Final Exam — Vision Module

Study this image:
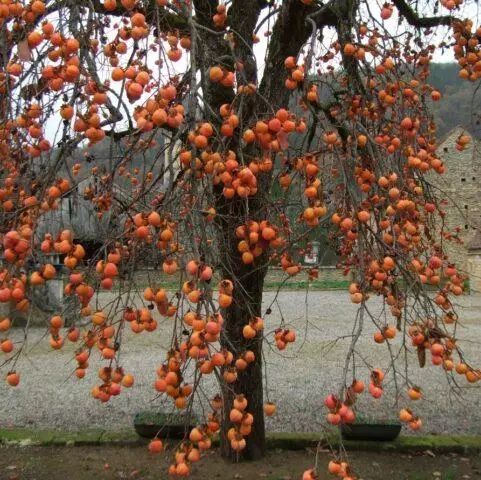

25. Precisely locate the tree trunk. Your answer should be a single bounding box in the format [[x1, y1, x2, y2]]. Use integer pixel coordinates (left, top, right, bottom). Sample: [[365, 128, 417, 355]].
[[215, 192, 268, 460], [219, 253, 268, 461], [194, 0, 340, 463]]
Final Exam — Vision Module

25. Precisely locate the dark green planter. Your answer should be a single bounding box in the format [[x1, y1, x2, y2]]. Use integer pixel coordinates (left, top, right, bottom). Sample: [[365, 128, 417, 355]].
[[341, 423, 402, 441], [133, 412, 197, 439]]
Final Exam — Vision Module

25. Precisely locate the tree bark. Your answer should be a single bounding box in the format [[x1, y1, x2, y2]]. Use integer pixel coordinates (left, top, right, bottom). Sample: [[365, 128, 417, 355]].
[[219, 257, 267, 461], [216, 201, 268, 461]]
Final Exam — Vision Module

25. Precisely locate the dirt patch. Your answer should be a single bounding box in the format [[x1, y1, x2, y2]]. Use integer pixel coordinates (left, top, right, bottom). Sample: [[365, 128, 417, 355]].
[[0, 445, 480, 480]]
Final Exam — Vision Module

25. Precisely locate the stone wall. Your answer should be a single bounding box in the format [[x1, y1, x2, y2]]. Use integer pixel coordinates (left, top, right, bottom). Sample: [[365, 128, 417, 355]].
[[432, 127, 481, 274]]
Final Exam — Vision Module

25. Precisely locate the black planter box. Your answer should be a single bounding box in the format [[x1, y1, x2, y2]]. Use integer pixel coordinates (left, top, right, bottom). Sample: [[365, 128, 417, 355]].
[[341, 423, 402, 441], [134, 412, 197, 439]]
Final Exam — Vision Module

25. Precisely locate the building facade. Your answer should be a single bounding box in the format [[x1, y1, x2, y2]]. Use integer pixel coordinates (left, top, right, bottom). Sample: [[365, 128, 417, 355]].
[[432, 127, 481, 279]]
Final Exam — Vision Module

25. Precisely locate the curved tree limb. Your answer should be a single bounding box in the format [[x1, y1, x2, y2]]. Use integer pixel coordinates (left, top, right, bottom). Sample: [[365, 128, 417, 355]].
[[392, 0, 453, 27], [259, 0, 337, 109]]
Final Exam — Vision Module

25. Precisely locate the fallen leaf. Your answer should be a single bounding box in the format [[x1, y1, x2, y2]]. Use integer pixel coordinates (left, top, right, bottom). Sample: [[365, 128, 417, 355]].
[[424, 449, 436, 458]]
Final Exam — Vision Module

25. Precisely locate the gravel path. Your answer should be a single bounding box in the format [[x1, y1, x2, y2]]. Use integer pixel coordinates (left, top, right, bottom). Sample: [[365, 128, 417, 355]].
[[1, 290, 480, 435]]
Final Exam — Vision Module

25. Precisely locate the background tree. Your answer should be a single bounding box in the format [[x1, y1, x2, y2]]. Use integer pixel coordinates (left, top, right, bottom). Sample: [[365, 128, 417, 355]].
[[0, 0, 480, 477]]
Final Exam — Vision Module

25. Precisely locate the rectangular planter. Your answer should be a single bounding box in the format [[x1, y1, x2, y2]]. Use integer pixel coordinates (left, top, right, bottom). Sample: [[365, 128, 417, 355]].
[[341, 423, 402, 441]]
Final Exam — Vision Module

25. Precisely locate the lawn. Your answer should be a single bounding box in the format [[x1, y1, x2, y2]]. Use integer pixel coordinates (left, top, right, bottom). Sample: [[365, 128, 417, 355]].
[[79, 267, 350, 292]]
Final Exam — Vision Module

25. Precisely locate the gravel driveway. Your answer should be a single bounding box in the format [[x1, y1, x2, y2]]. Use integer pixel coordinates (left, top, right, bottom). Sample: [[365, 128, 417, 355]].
[[1, 290, 480, 436]]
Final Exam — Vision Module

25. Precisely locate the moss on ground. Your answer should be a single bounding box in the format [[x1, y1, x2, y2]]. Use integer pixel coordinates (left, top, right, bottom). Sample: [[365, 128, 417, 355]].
[[1, 429, 480, 453], [0, 428, 107, 446], [99, 429, 141, 443]]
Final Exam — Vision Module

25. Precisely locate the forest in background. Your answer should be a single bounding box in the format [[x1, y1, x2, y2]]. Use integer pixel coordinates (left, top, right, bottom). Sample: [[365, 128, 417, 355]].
[[429, 63, 481, 138]]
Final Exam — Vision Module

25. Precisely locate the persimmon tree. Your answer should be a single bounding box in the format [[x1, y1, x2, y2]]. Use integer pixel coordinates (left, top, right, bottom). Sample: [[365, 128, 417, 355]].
[[1, 0, 481, 477]]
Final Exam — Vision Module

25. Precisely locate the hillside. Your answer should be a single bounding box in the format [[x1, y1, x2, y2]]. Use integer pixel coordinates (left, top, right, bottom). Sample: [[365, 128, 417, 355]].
[[429, 63, 481, 138]]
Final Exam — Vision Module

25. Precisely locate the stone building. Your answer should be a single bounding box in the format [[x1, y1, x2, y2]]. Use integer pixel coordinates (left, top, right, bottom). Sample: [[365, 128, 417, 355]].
[[432, 126, 481, 280], [467, 231, 481, 293]]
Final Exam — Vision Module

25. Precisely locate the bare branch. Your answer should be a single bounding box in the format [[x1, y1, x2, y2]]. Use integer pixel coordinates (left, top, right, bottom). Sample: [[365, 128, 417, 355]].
[[392, 0, 453, 27]]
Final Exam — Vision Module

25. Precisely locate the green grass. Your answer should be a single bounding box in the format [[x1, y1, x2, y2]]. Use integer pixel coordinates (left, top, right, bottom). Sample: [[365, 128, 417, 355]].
[[443, 470, 457, 480], [410, 471, 456, 480], [71, 265, 350, 292], [264, 280, 349, 290], [354, 416, 401, 425], [134, 279, 350, 291], [2, 429, 480, 454], [134, 411, 197, 425]]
